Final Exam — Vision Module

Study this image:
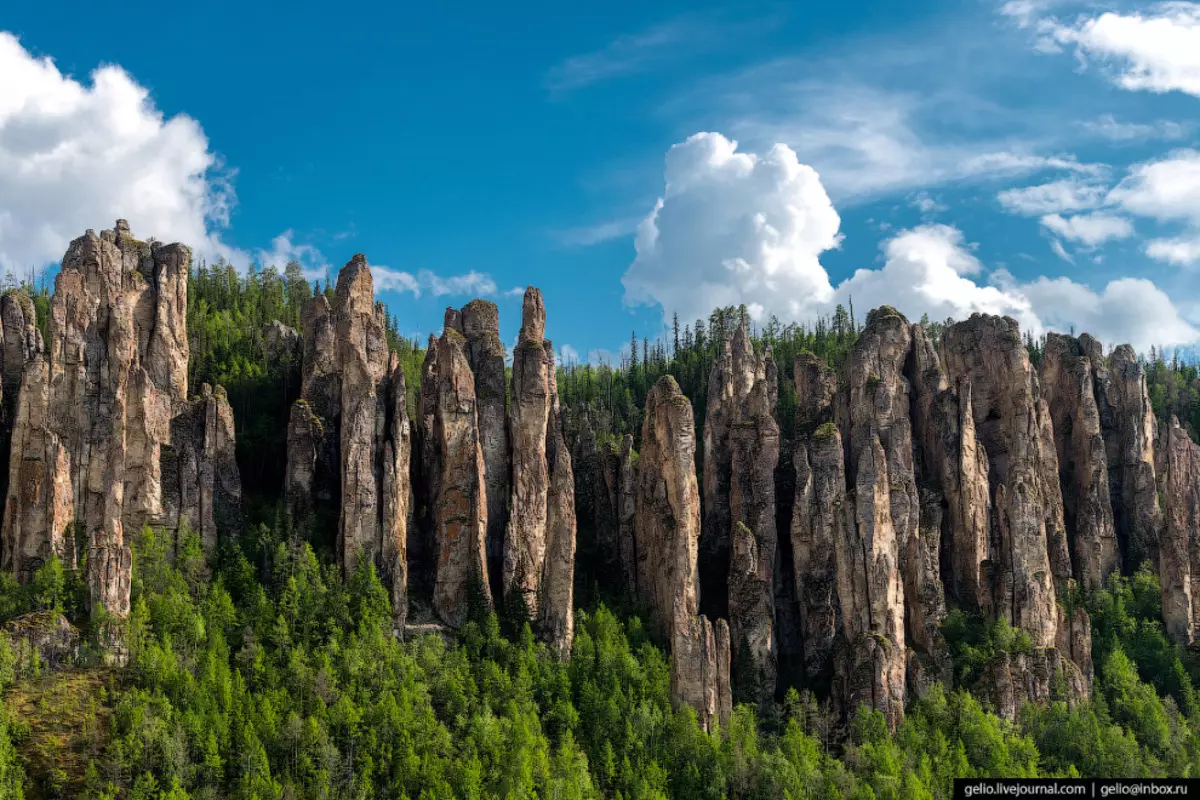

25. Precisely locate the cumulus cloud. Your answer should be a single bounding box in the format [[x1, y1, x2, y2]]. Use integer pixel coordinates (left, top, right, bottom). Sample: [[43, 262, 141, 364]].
[[0, 32, 243, 271], [623, 132, 1198, 350], [1147, 236, 1200, 267], [1039, 212, 1134, 246], [622, 132, 841, 326], [911, 191, 947, 215], [997, 179, 1108, 215], [1043, 3, 1200, 97], [1108, 149, 1200, 223]]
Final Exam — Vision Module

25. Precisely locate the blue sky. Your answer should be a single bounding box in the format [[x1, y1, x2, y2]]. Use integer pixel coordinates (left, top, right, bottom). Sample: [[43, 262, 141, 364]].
[[2, 0, 1200, 360]]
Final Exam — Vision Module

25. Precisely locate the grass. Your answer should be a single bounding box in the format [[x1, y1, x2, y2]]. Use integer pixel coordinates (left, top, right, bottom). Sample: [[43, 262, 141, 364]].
[[6, 668, 114, 799]]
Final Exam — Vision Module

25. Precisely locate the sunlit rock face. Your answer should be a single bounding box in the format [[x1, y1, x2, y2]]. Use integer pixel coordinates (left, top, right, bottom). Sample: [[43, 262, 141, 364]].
[[283, 255, 411, 629], [0, 222, 244, 650]]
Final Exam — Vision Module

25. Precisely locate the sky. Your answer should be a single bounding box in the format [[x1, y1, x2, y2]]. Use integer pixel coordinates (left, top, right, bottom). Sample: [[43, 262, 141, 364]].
[[2, 0, 1200, 363]]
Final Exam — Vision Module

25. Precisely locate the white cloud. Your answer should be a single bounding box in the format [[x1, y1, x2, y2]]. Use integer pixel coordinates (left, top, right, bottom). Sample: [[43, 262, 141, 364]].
[[623, 132, 1197, 351], [911, 191, 947, 215], [1079, 114, 1191, 142], [997, 178, 1108, 215], [0, 31, 243, 271], [1044, 3, 1200, 97], [1039, 212, 1134, 246], [1050, 238, 1075, 263], [256, 230, 328, 279], [1147, 236, 1200, 267], [552, 216, 641, 247], [622, 132, 842, 326], [504, 286, 526, 297], [371, 266, 498, 299], [1108, 149, 1200, 223]]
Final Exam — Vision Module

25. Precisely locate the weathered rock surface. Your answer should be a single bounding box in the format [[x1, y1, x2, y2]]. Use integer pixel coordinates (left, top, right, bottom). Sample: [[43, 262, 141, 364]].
[[1157, 416, 1200, 644], [460, 300, 509, 588], [835, 433, 908, 729], [941, 314, 1068, 647], [908, 325, 991, 612], [832, 308, 945, 726], [285, 255, 411, 626], [608, 434, 638, 595], [671, 597, 733, 733], [162, 384, 243, 553], [3, 611, 79, 671], [506, 289, 551, 614], [540, 342, 576, 655], [636, 376, 701, 637], [1101, 346, 1164, 574], [790, 352, 842, 690], [721, 324, 780, 698], [0, 292, 41, 417], [0, 222, 233, 630], [1040, 334, 1120, 591], [637, 375, 730, 729], [978, 647, 1088, 721], [432, 327, 492, 627]]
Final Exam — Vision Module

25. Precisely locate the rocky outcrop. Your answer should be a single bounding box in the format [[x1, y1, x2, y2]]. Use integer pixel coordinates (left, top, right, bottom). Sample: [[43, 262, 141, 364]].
[[3, 611, 79, 671], [285, 255, 411, 627], [460, 300, 509, 588], [606, 434, 638, 595], [0, 292, 41, 416], [638, 375, 731, 731], [909, 324, 991, 612], [162, 384, 243, 553], [671, 598, 733, 733], [1156, 416, 1200, 644], [431, 327, 492, 627], [506, 289, 552, 615], [978, 648, 1088, 721], [1101, 346, 1164, 574], [0, 221, 217, 629], [1039, 334, 1119, 591], [835, 433, 908, 729], [832, 308, 945, 727], [941, 314, 1069, 648], [721, 324, 780, 698], [791, 410, 843, 686], [411, 335, 441, 599], [540, 342, 576, 655], [382, 357, 413, 629], [636, 376, 701, 637]]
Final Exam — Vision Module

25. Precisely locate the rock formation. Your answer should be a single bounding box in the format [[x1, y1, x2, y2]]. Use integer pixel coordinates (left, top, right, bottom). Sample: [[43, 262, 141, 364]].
[[1039, 334, 1120, 591], [506, 289, 552, 615], [790, 352, 842, 688], [710, 323, 780, 699], [431, 327, 492, 627], [460, 300, 509, 588], [637, 375, 731, 731], [908, 324, 991, 612], [832, 308, 945, 726], [1101, 346, 1164, 574], [0, 222, 236, 631], [671, 597, 733, 733], [161, 384, 243, 554], [940, 314, 1069, 647], [284, 255, 411, 628], [836, 432, 908, 728], [979, 647, 1088, 721], [540, 342, 576, 655], [1157, 416, 1200, 644]]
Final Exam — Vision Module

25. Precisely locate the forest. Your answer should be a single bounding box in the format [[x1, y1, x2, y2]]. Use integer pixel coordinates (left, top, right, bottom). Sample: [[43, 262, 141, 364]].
[[3, 257, 1200, 799]]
